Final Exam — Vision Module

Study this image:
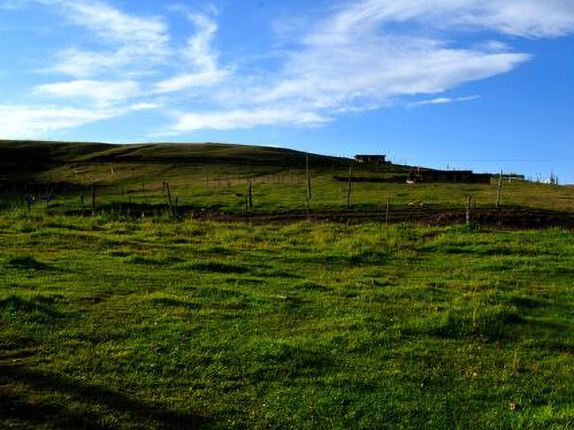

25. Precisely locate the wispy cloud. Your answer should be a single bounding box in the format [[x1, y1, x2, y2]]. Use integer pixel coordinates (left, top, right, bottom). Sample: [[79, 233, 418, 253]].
[[34, 80, 141, 106], [174, 107, 330, 132], [409, 95, 481, 107], [170, 0, 536, 131], [244, 0, 540, 112], [319, 0, 574, 39], [0, 104, 116, 138], [153, 13, 231, 94], [42, 0, 170, 77], [0, 103, 160, 139], [3, 0, 574, 138]]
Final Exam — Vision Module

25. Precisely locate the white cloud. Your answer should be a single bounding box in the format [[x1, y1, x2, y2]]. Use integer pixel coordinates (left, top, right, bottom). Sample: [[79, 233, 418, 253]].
[[320, 0, 574, 40], [34, 80, 141, 105], [154, 70, 229, 93], [409, 95, 481, 107], [185, 13, 220, 72], [50, 48, 129, 77], [0, 105, 116, 138], [153, 14, 231, 94], [169, 0, 534, 132], [40, 0, 170, 77], [129, 102, 163, 111], [175, 107, 330, 131], [252, 3, 532, 112], [55, 1, 168, 46], [0, 102, 162, 139], [5, 0, 574, 136]]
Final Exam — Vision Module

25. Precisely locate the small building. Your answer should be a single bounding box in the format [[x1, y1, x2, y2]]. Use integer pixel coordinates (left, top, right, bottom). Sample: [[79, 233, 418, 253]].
[[355, 155, 387, 164]]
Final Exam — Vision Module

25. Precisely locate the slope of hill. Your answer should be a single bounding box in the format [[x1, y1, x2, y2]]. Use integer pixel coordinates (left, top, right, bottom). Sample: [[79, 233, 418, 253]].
[[0, 140, 357, 168], [1, 140, 573, 219]]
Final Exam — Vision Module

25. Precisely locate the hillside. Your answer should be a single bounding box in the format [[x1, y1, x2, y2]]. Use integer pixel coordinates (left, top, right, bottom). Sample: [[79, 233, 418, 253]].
[[1, 140, 574, 221], [0, 140, 354, 170]]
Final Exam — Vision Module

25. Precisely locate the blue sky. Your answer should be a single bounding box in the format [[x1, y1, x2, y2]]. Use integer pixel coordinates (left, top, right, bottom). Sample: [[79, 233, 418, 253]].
[[1, 0, 574, 181]]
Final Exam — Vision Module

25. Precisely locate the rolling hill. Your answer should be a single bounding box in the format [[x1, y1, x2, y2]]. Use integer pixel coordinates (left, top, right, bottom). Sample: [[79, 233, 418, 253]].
[[1, 140, 574, 222]]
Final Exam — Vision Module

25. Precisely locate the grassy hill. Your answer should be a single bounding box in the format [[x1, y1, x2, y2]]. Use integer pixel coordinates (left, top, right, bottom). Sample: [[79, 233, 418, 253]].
[[3, 141, 574, 429], [1, 140, 574, 218], [0, 140, 354, 169]]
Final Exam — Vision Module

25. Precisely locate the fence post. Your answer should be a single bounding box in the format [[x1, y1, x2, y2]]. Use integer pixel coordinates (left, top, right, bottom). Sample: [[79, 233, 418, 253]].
[[496, 170, 503, 209], [166, 182, 174, 216], [91, 183, 96, 211], [244, 192, 250, 225], [466, 194, 472, 225], [385, 196, 391, 225], [346, 165, 353, 209]]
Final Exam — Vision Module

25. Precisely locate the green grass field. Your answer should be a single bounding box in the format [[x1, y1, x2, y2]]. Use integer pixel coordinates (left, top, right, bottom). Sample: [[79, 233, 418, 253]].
[[2, 212, 574, 429], [2, 141, 574, 429]]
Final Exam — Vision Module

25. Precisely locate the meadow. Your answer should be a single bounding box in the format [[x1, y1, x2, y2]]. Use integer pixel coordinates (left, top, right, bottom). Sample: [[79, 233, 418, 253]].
[[2, 211, 574, 429], [2, 141, 574, 429]]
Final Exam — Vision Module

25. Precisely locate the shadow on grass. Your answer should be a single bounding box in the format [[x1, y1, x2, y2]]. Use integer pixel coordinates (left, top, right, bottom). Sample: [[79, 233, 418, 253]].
[[7, 256, 52, 271], [151, 297, 201, 309], [185, 262, 249, 274], [0, 364, 209, 429], [0, 295, 66, 323]]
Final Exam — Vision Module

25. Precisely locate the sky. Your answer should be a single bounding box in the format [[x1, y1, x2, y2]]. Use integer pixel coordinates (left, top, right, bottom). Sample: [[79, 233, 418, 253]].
[[1, 0, 574, 181]]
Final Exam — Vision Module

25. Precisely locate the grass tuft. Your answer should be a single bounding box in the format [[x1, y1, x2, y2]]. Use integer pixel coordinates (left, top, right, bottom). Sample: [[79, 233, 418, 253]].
[[431, 306, 524, 340]]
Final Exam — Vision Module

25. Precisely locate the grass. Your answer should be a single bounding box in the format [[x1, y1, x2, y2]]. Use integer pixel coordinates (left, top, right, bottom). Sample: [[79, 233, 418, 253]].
[[2, 141, 574, 428], [3, 140, 574, 216], [1, 213, 574, 428]]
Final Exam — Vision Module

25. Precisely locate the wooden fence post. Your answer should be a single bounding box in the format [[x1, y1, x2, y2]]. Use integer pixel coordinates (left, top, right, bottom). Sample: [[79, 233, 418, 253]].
[[91, 183, 96, 211], [245, 191, 250, 225], [166, 182, 174, 216], [496, 171, 503, 209], [466, 194, 472, 225], [346, 165, 353, 209], [385, 196, 391, 225]]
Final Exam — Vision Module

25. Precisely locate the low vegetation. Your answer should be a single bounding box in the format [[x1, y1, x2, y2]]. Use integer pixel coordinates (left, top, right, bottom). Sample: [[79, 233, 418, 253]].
[[2, 212, 574, 429], [2, 140, 574, 216]]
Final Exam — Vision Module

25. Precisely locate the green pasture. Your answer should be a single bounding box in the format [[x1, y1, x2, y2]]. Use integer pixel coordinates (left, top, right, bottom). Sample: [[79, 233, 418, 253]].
[[1, 213, 574, 429]]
